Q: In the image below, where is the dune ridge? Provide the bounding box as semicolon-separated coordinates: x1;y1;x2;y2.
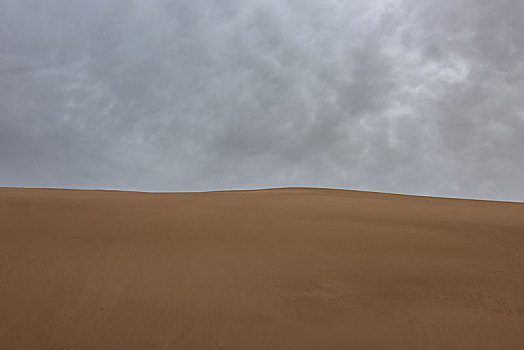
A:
1;187;523;349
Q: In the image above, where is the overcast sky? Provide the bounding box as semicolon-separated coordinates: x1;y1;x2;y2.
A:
1;0;524;201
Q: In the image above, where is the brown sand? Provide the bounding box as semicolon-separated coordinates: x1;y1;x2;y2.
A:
1;187;523;349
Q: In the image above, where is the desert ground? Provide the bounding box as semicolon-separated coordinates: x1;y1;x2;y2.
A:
1;187;523;349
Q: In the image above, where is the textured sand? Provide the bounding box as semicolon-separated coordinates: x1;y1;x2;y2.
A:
1;187;523;349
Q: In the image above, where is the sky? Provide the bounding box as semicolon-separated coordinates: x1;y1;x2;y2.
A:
1;0;524;201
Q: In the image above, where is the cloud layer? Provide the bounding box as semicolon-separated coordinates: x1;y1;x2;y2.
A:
1;0;524;200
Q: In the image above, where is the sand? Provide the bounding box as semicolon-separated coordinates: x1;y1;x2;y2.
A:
1;187;523;349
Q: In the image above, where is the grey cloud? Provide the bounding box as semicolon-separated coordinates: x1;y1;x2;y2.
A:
1;0;523;201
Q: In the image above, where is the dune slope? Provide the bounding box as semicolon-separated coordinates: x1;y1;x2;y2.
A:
1;187;523;349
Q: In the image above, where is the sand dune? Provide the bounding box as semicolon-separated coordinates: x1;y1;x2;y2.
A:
1;187;523;349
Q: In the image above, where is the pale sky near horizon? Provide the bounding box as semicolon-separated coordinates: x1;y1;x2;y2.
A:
1;0;524;201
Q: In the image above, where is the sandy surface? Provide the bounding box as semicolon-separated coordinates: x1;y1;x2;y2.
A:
1;187;523;349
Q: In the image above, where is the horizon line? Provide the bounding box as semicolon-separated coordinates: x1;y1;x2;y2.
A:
2;186;523;204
